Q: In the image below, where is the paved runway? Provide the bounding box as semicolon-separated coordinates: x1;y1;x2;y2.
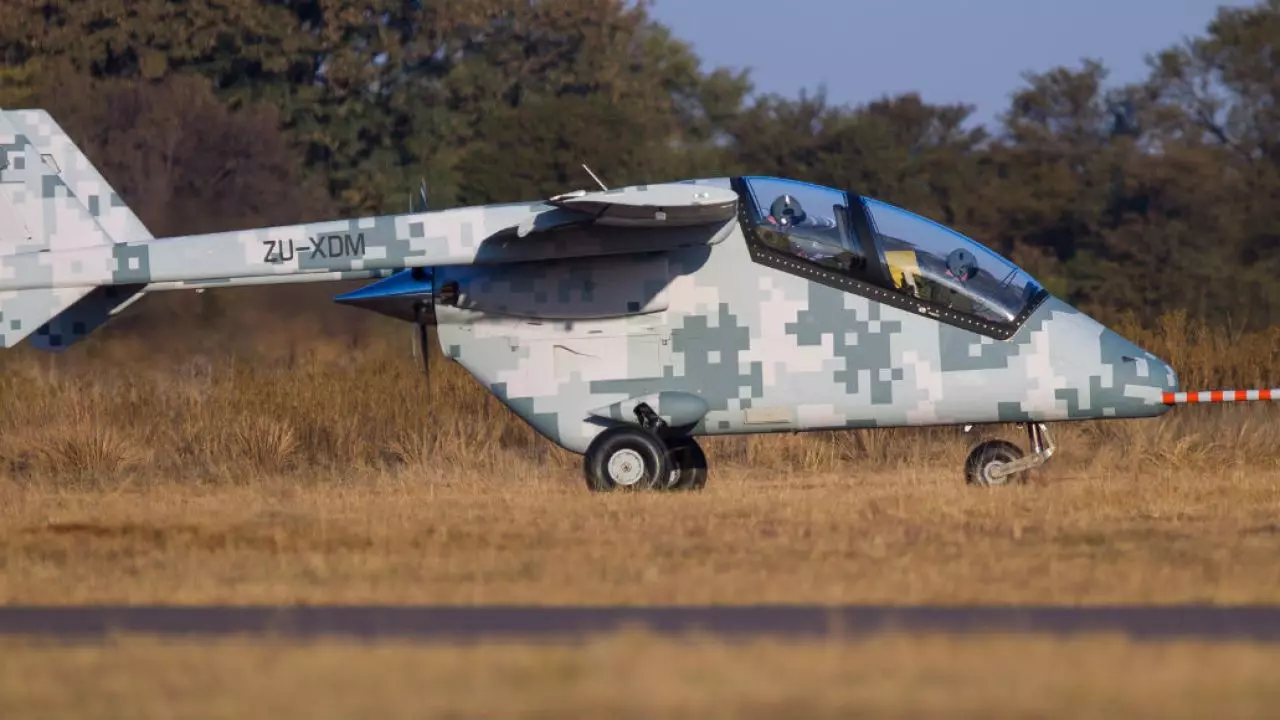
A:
1;605;1280;642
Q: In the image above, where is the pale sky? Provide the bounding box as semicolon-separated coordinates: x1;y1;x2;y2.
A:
649;0;1253;128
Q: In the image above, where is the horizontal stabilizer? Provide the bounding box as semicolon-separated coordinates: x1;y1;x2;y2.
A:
0;286;94;348
25;284;147;351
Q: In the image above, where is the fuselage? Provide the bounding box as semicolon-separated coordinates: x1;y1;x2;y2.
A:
431;177;1179;454
0;112;1181;449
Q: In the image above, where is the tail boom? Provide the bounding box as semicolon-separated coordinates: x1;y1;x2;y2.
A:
0;200;737;294
0;220;425;292
1;111;737;350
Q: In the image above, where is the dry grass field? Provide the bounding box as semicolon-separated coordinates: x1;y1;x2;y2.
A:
2;632;1279;718
3;462;1280;604
0;306;1278;605
1;305;1278;717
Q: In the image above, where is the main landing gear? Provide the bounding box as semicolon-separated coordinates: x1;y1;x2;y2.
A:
582;414;1057;492
582;404;708;492
964;421;1056;487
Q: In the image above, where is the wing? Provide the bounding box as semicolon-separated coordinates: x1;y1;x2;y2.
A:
542;183;739;229
515;182;738;236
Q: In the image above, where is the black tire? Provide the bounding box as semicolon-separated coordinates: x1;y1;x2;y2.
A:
964;439;1026;487
664;436;708;491
583;426;673;492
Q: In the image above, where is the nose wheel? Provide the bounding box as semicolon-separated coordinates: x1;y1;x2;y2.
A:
964;422;1055;487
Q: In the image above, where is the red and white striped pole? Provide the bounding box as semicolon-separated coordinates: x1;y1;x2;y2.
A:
1163;389;1280;405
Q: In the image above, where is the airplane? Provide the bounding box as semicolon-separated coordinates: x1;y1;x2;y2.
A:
1;109;1273;492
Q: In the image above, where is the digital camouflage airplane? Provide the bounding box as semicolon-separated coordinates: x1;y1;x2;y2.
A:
0;110;1271;491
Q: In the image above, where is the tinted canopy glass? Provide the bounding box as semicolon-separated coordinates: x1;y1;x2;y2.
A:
863;198;1043;323
737;176;1044;329
741;177;865;273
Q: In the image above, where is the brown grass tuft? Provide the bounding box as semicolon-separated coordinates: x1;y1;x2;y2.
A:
30;424;154;481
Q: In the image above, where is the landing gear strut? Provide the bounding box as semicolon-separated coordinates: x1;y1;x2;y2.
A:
964;422;1056;487
582;404;709;492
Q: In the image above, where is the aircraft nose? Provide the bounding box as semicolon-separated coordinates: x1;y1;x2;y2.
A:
1158;356;1179;395
1099;326;1179;409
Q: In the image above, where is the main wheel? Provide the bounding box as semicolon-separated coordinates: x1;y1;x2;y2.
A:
583;426;673;492
664;436;708;491
964;439;1025;487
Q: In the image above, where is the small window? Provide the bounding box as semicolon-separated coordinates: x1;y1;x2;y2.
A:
864;198;1042;324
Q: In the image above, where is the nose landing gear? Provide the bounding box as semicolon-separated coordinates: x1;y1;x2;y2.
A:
964;422;1056;487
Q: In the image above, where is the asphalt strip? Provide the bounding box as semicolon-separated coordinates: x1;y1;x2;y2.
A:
0;605;1279;642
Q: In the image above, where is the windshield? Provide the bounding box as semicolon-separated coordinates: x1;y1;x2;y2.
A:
863;198;1043;323
741;177;865;273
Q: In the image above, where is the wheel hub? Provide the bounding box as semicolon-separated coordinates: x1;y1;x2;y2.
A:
607;449;646;486
982;460;1010;485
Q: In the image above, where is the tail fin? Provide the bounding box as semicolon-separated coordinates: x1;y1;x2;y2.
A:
0;110;151;350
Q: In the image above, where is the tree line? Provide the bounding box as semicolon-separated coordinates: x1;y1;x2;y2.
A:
3;0;1280;333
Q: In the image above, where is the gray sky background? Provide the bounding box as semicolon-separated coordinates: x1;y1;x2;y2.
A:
647;0;1253;128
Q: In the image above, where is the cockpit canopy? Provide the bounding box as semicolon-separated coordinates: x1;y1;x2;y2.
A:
739;176;1044;326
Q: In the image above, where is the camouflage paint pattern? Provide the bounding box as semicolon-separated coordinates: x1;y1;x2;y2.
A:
0;110;155;349
0;181;738;295
0;112;113;347
434;195;1178;454
0;110;734;347
0;110;1179;457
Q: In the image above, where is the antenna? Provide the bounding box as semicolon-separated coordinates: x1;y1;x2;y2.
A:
410;178;429;213
582;164;608;191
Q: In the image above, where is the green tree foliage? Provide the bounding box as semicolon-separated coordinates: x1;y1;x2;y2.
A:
729;90;989;230
446;0;750;203
3;0;1280;329
0;0;747;214
34;70;331;236
0;61;42;108
1145;0;1280;325
23;69;337;342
